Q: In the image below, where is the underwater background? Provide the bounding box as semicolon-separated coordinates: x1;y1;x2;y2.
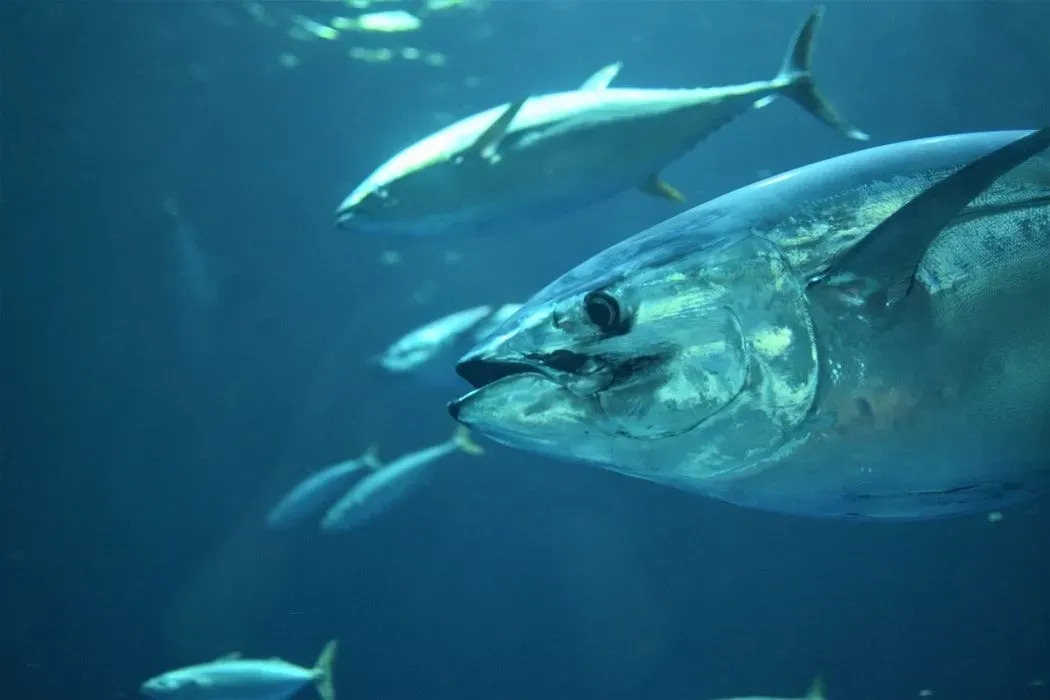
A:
2;1;1049;699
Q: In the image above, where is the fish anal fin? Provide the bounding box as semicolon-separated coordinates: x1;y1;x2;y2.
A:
579;61;622;90
463;98;527;165
640;174;686;203
811;127;1050;321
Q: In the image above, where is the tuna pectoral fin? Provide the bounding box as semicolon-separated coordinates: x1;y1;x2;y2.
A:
313;639;338;700
804;676;826;700
811;127;1050;316
579;61;623;90
775;6;869;141
466;98;527;164
639;174;686;203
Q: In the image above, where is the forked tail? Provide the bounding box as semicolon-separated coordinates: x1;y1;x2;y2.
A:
774;6;869;141
313;639;338;700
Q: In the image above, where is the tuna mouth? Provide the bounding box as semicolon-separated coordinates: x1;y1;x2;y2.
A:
456;359;540;390
456;349;593;390
334;208;354;228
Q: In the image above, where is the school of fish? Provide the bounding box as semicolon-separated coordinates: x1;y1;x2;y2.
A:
140;3;1050;699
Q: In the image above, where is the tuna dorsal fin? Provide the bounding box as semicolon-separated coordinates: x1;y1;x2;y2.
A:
463;98;527;165
639;173;686;203
810;127;1050;317
579;61;622;90
215;651;241;661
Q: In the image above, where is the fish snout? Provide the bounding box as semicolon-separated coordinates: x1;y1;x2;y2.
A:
334;205;356;229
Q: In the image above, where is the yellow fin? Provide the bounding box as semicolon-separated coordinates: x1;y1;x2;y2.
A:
313;639;338;700
452;426;485;456
805;675;826;700
640;174;685;203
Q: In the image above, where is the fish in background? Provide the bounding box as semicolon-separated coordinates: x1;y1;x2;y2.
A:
321;427;483;532
265;446;380;530
162;196;219;363
334;6;868;237
450;129;1050;520
712;677;826;700
141;639;337;700
374;302;522;389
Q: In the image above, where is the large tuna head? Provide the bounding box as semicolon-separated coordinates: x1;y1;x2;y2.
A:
448;211;821;488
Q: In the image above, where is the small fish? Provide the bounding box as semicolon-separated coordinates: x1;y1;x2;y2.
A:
712;677;826;700
374;303;522;390
351;10;423;33
335;6;868;236
265;447;380;529
141;639;337;700
450;128;1050;520
375;304;495;374
290;15;341;40
320;427;483;532
471;303;524;342
162;196;219;363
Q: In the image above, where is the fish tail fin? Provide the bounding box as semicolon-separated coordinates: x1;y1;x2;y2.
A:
313;639;338;700
360;444;381;469
804;675;826;700
774;6;869;141
452;426;485;456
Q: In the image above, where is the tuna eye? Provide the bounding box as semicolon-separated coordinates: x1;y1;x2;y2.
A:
583;290;623;333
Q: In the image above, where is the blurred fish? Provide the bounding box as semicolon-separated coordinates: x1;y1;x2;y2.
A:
374;302;522;389
141;640;337;700
320;427;483;532
712;677;826;700
472;302;524;339
290;14;340;40
335;6;867;236
375;304;494;373
423;0;486;12
265;447;380;529
450;129;1050;520
162;196;219;363
350;10;423;33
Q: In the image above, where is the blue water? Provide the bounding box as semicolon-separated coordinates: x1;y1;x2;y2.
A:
2;2;1048;700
